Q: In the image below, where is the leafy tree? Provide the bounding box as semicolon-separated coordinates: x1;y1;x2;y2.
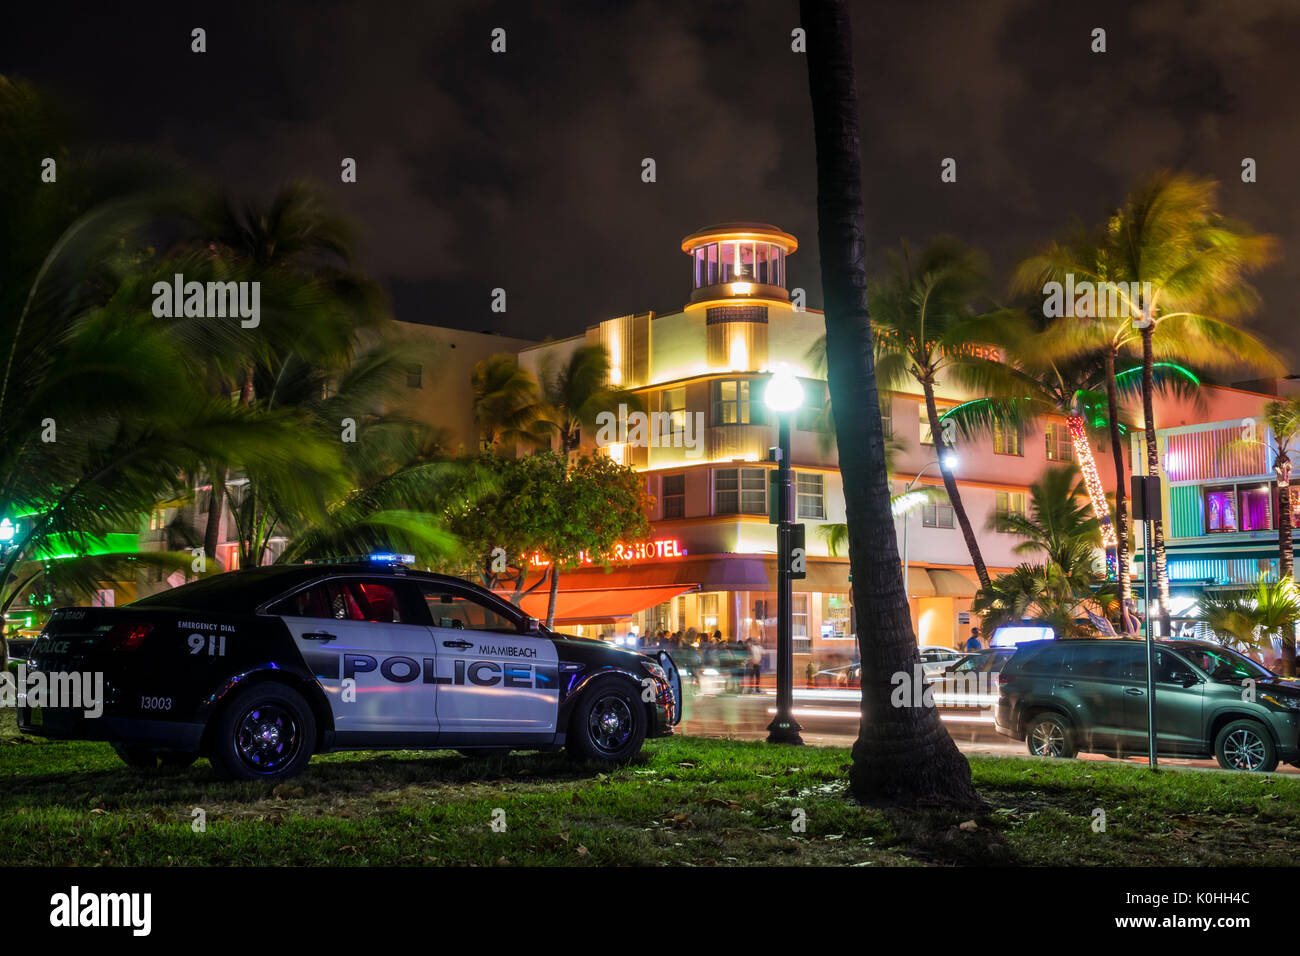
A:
449;452;650;627
799;0;977;807
534;344;643;622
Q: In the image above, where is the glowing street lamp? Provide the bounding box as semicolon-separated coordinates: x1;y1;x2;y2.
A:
764;367;805;745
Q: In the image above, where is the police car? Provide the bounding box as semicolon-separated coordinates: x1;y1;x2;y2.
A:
16;563;681;781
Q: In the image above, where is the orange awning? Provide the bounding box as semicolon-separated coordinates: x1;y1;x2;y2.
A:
494;584;698;625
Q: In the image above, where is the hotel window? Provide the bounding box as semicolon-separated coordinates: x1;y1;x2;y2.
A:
796;381;827;432
715;467;767;515
661;473;686;519
699;593;719;630
792;594;810;655
1241;486;1273;532
1205;487;1239;533
880;397;893;438
1045;421;1073;462
995;491;1028;527
713;379;760;425
822;593;851;640
993;420;1023;456
922;495;955;529
149;508;167;532
920;405;934;445
662;387;687;437
796;472;826;519
406;363;423;389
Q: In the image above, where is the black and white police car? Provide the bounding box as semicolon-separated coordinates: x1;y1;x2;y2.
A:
17;562;681;780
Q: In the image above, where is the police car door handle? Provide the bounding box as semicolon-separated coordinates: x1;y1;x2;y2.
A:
301;631;336;642
442;639;473;649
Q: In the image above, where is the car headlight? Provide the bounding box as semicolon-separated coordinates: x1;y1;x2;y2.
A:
1261;693;1300;711
640;660;668;682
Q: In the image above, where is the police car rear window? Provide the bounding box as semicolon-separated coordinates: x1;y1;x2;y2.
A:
131;568;320;613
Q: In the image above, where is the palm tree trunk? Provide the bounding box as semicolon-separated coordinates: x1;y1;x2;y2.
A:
1102;349;1132;609
546;562;559;629
1140;327;1172;633
1278;458;1294;583
801;0;977;808
202;468;224;567
1278;457;1295;677
922;385;990;590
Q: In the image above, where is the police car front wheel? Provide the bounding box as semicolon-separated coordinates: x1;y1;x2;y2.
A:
567;676;646;764
209;683;316;781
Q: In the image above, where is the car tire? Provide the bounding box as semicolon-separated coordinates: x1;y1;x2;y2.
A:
208;683;315;782
457;748;512;758
1025;712;1077;759
566;675;646;764
1214;719;1278;772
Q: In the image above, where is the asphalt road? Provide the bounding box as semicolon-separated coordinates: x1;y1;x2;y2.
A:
678;688;1300;775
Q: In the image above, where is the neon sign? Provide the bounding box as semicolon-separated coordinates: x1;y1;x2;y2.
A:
529;537;687;568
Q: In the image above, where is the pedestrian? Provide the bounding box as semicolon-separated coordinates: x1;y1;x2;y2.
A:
965;627;982;652
748;637;764;693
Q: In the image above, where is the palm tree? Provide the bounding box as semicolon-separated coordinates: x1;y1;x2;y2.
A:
534;344;640;626
1199;577;1300;675
189;182;386;562
975;467;1112;637
1017;172;1282;632
988;465;1100;568
942;315;1200;614
870;237;1024;591
471;353;548;452
1237;399;1300;584
0;78;309;665
799;0;977;807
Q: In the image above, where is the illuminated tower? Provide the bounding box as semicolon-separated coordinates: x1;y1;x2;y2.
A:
680;223;798;372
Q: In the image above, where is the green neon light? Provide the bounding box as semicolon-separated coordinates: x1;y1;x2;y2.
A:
1115;362;1201;386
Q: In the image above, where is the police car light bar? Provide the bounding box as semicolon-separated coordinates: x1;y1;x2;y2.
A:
368;553;415;564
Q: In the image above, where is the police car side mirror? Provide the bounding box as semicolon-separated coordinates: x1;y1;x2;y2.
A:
521;615;540;633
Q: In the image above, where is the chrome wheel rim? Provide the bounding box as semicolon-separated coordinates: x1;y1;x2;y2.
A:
235;703;301;773
1223;728;1267;771
588;695;633;753
1030;720;1065;757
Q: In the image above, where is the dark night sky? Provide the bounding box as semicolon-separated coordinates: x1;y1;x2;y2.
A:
4;0;1299;366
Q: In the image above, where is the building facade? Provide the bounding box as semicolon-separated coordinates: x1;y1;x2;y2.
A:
507;222;1136;674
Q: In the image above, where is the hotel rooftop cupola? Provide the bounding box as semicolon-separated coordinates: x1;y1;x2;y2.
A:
681;222;798;306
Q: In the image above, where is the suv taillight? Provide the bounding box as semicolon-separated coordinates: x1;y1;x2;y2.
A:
107;622;153;651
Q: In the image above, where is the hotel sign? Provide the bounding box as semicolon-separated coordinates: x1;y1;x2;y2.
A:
529;537;687;568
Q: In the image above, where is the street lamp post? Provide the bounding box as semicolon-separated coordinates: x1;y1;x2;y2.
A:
900;454;958;601
765;368;804;745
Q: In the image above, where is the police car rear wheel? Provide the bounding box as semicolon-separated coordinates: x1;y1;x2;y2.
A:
210;683;315;781
567;676;645;763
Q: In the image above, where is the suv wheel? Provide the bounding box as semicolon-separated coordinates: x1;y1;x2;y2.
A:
209;683;316;781
1025;712;1076;759
1214;719;1278;772
566;675;646;764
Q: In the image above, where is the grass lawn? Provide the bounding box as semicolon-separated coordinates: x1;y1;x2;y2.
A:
1;710;1297;866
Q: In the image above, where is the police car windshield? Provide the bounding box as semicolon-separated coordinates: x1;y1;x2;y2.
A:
131;568;319;613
